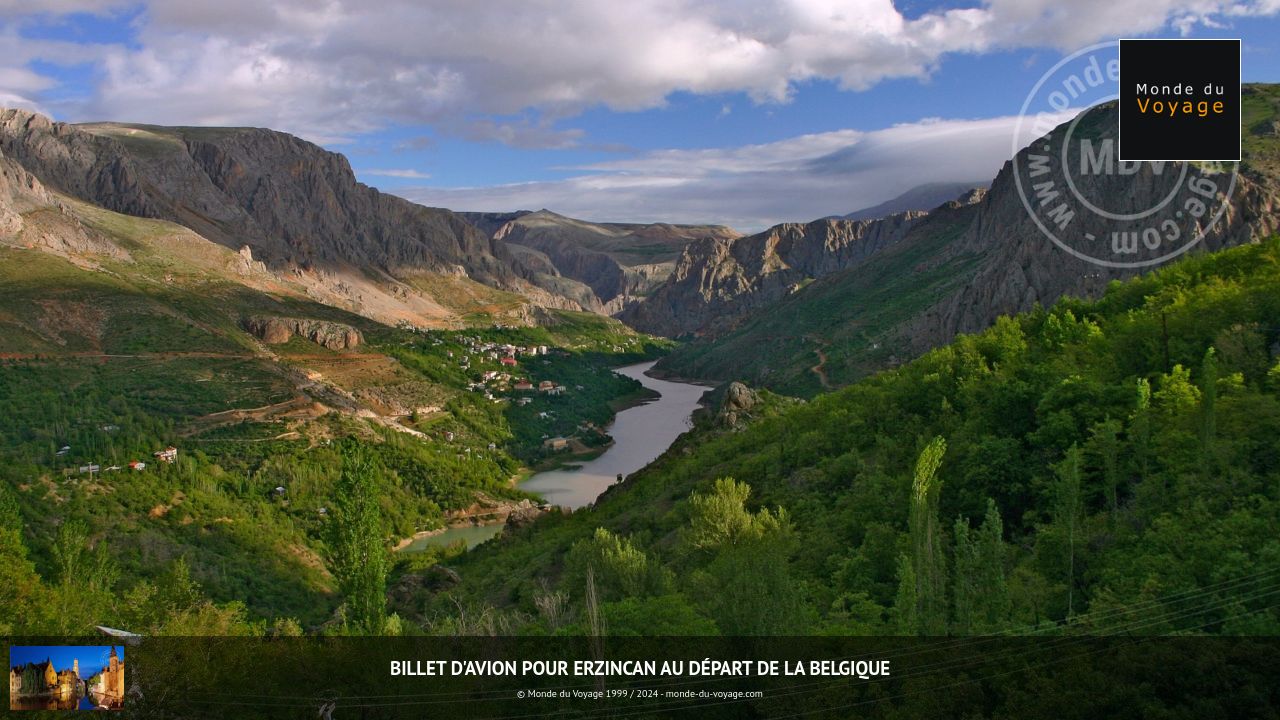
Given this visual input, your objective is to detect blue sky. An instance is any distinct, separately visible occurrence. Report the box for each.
[2,1,1279,229]
[10,645,121,677]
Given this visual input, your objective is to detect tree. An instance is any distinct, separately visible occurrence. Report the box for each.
[683,477,787,551]
[952,499,1010,634]
[565,528,666,601]
[52,518,88,588]
[1130,377,1152,481]
[1199,346,1218,476]
[1052,445,1085,617]
[328,450,389,634]
[695,533,802,635]
[1088,419,1123,523]
[909,436,948,635]
[682,478,801,634]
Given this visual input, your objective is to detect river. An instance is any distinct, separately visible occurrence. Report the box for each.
[400,361,708,552]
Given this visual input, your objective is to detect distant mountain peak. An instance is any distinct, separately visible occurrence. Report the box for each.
[838,181,988,222]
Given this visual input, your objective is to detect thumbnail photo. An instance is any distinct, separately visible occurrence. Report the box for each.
[9,646,124,711]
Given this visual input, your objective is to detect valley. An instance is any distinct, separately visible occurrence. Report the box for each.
[1,87,1278,646]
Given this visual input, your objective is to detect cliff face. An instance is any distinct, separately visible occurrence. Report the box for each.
[0,147,53,237]
[466,209,740,312]
[0,146,122,258]
[0,110,518,286]
[895,102,1280,361]
[619,209,930,338]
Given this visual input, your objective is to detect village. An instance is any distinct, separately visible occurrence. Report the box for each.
[59,444,179,481]
[398,330,617,460]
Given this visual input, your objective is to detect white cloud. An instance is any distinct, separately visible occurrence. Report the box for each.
[2,0,1275,143]
[358,168,431,179]
[396,111,1075,231]
[446,118,585,150]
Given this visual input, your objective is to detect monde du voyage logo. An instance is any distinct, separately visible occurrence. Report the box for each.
[1013,39,1241,269]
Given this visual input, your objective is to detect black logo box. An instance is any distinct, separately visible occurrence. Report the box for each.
[1119,38,1241,162]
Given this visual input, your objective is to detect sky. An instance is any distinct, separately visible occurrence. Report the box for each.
[2,1,1280,231]
[10,645,121,677]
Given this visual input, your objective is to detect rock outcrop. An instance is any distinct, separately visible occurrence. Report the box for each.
[716,381,759,428]
[504,505,545,532]
[620,210,928,338]
[386,565,462,622]
[0,146,123,258]
[244,316,363,350]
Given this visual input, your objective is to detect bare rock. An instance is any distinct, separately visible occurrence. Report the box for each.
[619,211,925,338]
[504,505,545,532]
[243,316,363,350]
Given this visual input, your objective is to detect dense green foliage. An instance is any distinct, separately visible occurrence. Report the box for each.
[435,237,1280,637]
[328,449,390,634]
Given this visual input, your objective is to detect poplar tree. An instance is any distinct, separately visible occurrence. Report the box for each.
[1131,377,1152,481]
[952,518,977,634]
[952,499,1009,633]
[329,450,388,634]
[1090,419,1123,523]
[909,436,947,634]
[1199,346,1218,476]
[1053,445,1084,617]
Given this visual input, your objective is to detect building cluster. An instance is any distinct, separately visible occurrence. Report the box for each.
[61,446,178,478]
[453,336,549,369]
[97,646,125,705]
[10,657,79,699]
[9,647,124,706]
[466,367,567,404]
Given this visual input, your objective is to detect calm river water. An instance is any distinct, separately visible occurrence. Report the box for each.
[400,361,707,552]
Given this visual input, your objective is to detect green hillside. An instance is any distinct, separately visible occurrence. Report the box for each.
[0,200,669,633]
[424,237,1280,637]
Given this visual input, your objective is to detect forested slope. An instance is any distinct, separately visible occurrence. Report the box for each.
[426,237,1280,637]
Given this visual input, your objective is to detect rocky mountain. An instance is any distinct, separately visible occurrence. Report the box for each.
[651,85,1280,395]
[837,181,987,221]
[463,209,740,313]
[0,110,520,279]
[618,204,942,338]
[0,146,122,259]
[0,109,590,327]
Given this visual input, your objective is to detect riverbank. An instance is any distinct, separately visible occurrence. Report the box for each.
[393,496,544,551]
[399,361,710,552]
[519,361,710,509]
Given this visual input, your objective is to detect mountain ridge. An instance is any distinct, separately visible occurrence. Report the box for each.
[650,86,1280,394]
[463,208,741,313]
[0,109,594,328]
[836,180,987,221]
